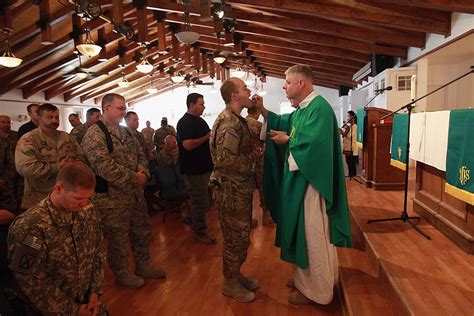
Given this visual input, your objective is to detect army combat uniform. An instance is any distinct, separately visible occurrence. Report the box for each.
[70,122,89,145]
[81,120,152,275]
[153,125,176,154]
[210,107,256,279]
[7,197,106,315]
[0,138,16,212]
[133,129,149,160]
[15,128,85,209]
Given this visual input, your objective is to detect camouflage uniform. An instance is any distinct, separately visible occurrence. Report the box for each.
[81,120,152,274]
[153,125,176,154]
[133,130,149,159]
[0,138,16,212]
[210,107,256,279]
[15,128,85,209]
[0,130,22,210]
[246,117,270,215]
[7,196,106,315]
[156,147,178,167]
[141,127,155,157]
[70,122,89,145]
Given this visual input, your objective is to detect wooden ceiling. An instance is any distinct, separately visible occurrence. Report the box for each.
[0,0,472,106]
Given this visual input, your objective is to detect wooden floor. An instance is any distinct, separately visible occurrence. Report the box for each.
[102,174,474,315]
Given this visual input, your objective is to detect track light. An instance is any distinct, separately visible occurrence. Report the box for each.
[211,3,224,20]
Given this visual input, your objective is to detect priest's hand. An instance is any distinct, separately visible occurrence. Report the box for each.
[269,130,289,144]
[252,95,268,119]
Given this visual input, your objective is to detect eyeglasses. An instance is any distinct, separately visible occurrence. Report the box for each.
[108,105,127,112]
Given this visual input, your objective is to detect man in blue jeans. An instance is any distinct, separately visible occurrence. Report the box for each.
[177,93,216,244]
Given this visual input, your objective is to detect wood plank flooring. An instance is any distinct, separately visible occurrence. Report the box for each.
[102,173,474,315]
[102,198,341,315]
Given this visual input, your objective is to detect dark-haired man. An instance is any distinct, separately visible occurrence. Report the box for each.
[71,108,101,145]
[82,93,165,289]
[68,113,82,128]
[17,104,40,139]
[177,93,215,244]
[153,117,176,155]
[8,162,106,315]
[15,103,85,209]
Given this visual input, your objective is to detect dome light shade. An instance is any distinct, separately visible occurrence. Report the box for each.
[0,29,22,68]
[118,79,130,88]
[171,75,185,83]
[75,72,88,79]
[76,43,102,57]
[232,68,246,78]
[213,51,226,64]
[76,28,102,57]
[136,59,154,74]
[147,87,158,94]
[175,30,200,45]
[0,55,22,68]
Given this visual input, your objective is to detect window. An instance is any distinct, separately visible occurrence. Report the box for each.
[397,75,412,91]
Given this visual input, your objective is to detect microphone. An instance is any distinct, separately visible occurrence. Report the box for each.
[374,86,393,93]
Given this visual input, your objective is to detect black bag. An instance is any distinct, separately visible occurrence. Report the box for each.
[95,121,113,193]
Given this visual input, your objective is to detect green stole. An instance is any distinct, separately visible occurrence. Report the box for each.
[263,95,352,269]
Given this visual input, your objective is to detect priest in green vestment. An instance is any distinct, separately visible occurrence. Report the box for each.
[254,64,352,305]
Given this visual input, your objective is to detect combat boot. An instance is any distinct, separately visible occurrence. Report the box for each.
[114,271,145,288]
[222,277,255,303]
[136,261,166,279]
[238,273,259,290]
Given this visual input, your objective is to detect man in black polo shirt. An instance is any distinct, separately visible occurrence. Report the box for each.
[177,93,215,244]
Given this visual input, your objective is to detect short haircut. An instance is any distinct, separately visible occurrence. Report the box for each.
[285,64,313,81]
[0,115,11,120]
[86,108,101,119]
[68,113,79,119]
[37,103,59,116]
[56,162,96,191]
[101,93,125,110]
[27,103,39,114]
[220,79,239,104]
[124,111,137,121]
[186,93,204,108]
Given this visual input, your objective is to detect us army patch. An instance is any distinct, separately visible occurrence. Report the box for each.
[22,234,42,250]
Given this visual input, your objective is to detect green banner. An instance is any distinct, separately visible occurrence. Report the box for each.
[390,114,408,171]
[445,109,474,205]
[356,108,365,149]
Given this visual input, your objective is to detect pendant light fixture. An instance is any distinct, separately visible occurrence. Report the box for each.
[146,74,157,94]
[76,28,102,57]
[175,0,200,45]
[0,28,22,68]
[136,48,154,74]
[117,71,130,88]
[213,33,226,64]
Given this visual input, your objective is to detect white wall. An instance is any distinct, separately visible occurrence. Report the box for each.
[0,89,98,132]
[132,76,340,130]
[406,13,474,64]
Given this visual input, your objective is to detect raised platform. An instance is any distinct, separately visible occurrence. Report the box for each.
[338,179,474,315]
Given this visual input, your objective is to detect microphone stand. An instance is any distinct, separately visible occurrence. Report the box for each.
[367,66,474,240]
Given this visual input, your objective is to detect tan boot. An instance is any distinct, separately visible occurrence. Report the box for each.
[114,271,145,288]
[136,261,166,279]
[222,277,256,303]
[288,290,313,305]
[238,274,259,290]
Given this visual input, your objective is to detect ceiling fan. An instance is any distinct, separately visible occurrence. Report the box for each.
[62,52,109,80]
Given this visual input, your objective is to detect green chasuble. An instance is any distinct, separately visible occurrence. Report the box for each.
[263,95,352,269]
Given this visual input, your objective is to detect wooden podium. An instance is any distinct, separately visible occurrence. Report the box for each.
[359,107,405,190]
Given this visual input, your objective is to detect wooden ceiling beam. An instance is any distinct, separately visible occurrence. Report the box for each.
[225,0,450,34]
[241,35,369,63]
[162,11,406,58]
[0,54,78,95]
[355,0,452,21]
[264,71,339,90]
[198,43,357,75]
[367,0,474,14]
[231,9,426,48]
